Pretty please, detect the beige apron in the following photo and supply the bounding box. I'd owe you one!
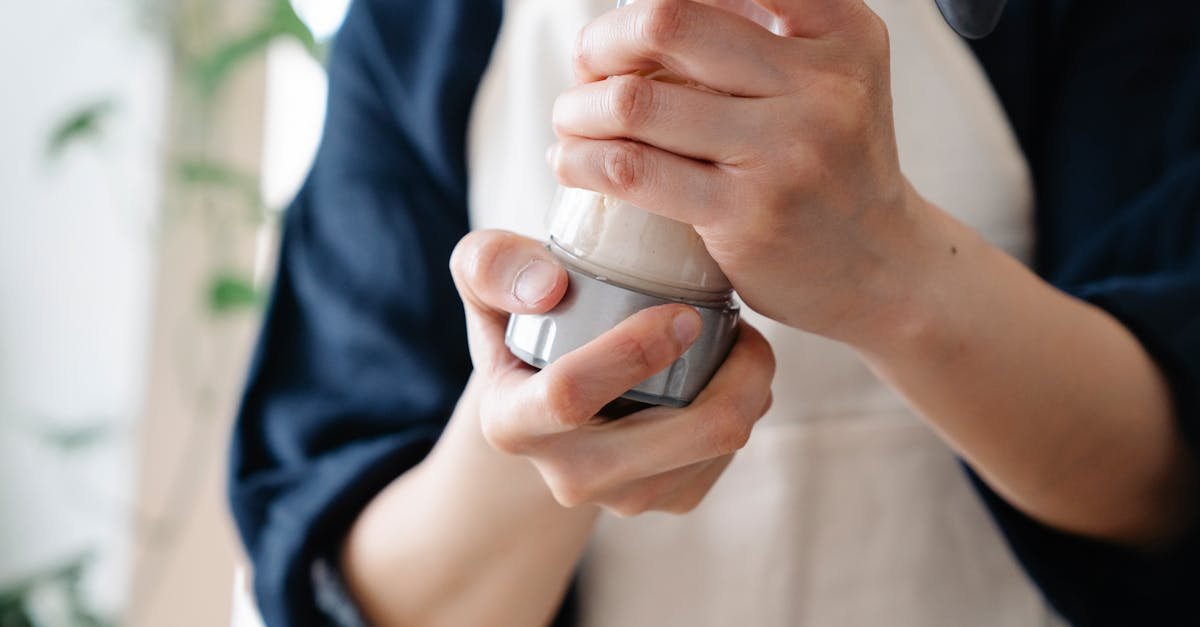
[467,1,1061,624]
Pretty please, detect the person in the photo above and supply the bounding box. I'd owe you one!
[228,0,1200,625]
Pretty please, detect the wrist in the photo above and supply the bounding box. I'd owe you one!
[340,378,599,626]
[838,182,964,361]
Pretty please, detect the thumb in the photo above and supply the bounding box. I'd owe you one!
[449,230,569,371]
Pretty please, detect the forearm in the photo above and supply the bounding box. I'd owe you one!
[858,192,1196,548]
[341,374,598,627]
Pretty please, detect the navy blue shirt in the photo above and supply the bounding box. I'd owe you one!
[229,1,1200,625]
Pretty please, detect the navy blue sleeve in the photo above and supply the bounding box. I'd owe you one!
[971,1,1200,624]
[227,1,501,625]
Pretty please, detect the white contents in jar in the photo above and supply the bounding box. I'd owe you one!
[543,0,779,305]
[547,187,732,302]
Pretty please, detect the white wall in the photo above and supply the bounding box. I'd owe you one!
[0,0,166,617]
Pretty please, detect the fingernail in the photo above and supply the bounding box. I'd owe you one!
[673,309,702,345]
[513,259,559,306]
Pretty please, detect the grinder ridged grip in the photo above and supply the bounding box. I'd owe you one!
[506,264,739,408]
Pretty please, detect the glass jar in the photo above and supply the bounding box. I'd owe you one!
[547,187,732,304]
[504,0,782,406]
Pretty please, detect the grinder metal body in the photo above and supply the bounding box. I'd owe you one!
[506,244,739,408]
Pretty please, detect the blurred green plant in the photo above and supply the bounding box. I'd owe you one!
[175,157,263,216]
[191,0,325,97]
[0,555,113,627]
[208,270,265,313]
[16,0,329,624]
[0,416,124,627]
[32,421,119,453]
[46,100,117,160]
[175,0,323,314]
[47,0,324,317]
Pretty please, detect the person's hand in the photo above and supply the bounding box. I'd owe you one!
[550,0,942,348]
[448,229,775,515]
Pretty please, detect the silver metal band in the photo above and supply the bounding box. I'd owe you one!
[505,259,740,408]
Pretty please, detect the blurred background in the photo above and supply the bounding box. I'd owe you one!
[0,0,346,624]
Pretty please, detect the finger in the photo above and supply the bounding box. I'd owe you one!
[449,230,569,369]
[450,230,569,315]
[749,0,873,38]
[491,303,705,449]
[541,322,773,496]
[518,324,771,507]
[689,321,775,411]
[553,74,761,165]
[549,137,736,228]
[656,452,735,513]
[594,457,717,517]
[700,0,783,31]
[575,0,800,97]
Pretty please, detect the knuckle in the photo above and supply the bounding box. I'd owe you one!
[757,340,778,378]
[742,213,782,252]
[448,231,483,280]
[843,43,889,104]
[479,393,533,455]
[607,489,657,518]
[608,333,659,375]
[758,331,778,372]
[550,96,571,138]
[453,230,506,286]
[782,145,828,191]
[638,0,688,52]
[546,473,594,508]
[480,415,525,455]
[537,374,586,429]
[603,141,648,194]
[849,75,879,124]
[608,499,649,518]
[571,25,592,78]
[571,32,585,67]
[609,74,654,131]
[817,77,871,140]
[549,141,580,188]
[840,4,889,59]
[662,492,704,515]
[705,396,754,454]
[863,9,891,57]
[550,145,572,185]
[834,102,869,141]
[762,391,775,415]
[729,169,774,211]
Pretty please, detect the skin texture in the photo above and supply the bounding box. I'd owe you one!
[344,231,774,627]
[342,0,1197,624]
[549,0,1195,543]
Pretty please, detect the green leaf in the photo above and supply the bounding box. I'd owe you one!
[36,422,116,453]
[208,272,264,313]
[176,158,256,188]
[190,27,276,97]
[46,100,116,160]
[0,600,35,627]
[176,157,261,205]
[188,0,325,97]
[0,554,90,618]
[271,0,325,62]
